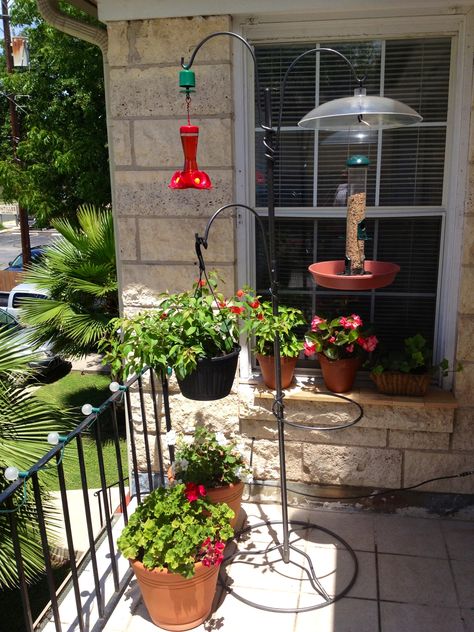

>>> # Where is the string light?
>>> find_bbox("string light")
[47,432,68,446]
[4,466,27,482]
[81,403,100,416]
[109,381,127,393]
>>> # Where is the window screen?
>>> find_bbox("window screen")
[253,37,450,360]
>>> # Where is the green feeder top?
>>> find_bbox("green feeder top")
[346,154,370,168]
[179,68,195,91]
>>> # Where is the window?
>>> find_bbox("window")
[252,37,451,359]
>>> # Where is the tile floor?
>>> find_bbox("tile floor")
[104,500,474,632]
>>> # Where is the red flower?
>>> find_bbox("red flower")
[329,336,336,344]
[350,314,363,328]
[230,305,245,315]
[304,340,316,356]
[346,343,354,353]
[218,301,227,308]
[184,482,206,502]
[236,289,244,298]
[257,313,264,321]
[249,300,260,309]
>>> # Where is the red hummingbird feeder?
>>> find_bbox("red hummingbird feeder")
[169,69,212,190]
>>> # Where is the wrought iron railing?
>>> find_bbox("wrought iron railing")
[0,367,169,632]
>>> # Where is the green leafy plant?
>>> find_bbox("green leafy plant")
[371,334,460,376]
[171,426,252,489]
[0,326,74,589]
[304,314,378,361]
[21,205,118,358]
[116,483,234,578]
[236,289,306,357]
[103,273,241,380]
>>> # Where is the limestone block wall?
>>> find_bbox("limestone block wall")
[106,15,237,307]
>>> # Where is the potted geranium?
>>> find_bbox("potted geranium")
[234,289,306,389]
[369,333,459,396]
[117,483,234,630]
[104,273,241,400]
[304,314,378,392]
[170,425,252,529]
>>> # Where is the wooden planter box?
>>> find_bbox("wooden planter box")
[370,371,432,396]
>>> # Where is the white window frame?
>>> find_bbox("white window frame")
[232,12,474,388]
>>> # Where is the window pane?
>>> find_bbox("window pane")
[319,41,381,103]
[317,136,377,207]
[380,127,446,206]
[256,130,314,207]
[255,45,317,126]
[384,39,451,123]
[376,217,441,293]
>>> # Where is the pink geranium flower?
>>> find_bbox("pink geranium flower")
[311,316,326,331]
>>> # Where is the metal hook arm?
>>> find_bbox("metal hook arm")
[180,30,271,132]
[195,203,272,283]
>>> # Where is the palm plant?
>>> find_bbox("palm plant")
[21,204,118,358]
[0,327,73,589]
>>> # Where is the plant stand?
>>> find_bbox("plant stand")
[164,29,417,613]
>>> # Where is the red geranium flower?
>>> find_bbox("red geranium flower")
[249,300,260,309]
[236,289,244,298]
[184,482,206,502]
[230,305,245,315]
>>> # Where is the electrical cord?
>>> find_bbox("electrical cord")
[250,469,474,502]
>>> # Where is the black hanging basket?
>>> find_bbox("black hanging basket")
[177,346,241,401]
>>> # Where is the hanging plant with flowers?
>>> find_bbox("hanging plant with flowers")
[304,314,378,361]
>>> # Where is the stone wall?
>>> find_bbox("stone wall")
[105,14,474,495]
[107,15,237,308]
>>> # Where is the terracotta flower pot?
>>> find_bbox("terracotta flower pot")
[206,481,244,529]
[256,354,298,390]
[130,559,219,631]
[317,353,362,393]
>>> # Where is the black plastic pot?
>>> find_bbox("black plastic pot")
[177,346,240,401]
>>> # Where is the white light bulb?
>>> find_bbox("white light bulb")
[109,381,120,393]
[47,432,60,445]
[82,403,93,416]
[5,466,19,481]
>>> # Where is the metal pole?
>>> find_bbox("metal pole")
[1,0,30,266]
[263,87,290,563]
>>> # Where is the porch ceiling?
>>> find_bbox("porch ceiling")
[72,0,474,22]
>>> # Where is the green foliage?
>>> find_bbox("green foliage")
[20,205,118,358]
[237,290,306,357]
[173,426,252,489]
[104,274,240,380]
[117,484,234,578]
[0,327,74,589]
[304,314,378,361]
[0,0,110,225]
[371,334,461,376]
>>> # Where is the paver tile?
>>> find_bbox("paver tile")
[380,602,464,632]
[378,553,458,606]
[375,514,446,557]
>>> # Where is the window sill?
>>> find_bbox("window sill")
[250,378,458,410]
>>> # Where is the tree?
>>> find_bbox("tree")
[0,326,73,589]
[21,204,118,358]
[0,0,110,225]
